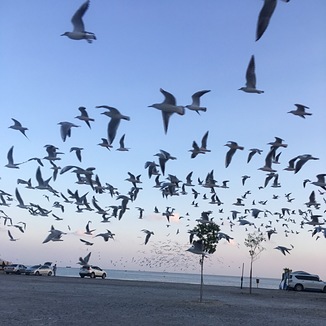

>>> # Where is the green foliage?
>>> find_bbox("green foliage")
[190,222,220,254]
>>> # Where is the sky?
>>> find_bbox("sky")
[0,1,326,280]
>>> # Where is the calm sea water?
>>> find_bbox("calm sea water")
[56,267,281,289]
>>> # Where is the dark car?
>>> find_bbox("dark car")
[4,264,27,275]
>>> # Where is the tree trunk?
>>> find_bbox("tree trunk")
[200,254,204,302]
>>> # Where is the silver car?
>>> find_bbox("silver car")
[25,264,53,276]
[4,264,27,275]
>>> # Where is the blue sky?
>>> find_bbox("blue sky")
[0,1,326,280]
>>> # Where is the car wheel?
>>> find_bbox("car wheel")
[5,272,9,275]
[323,286,326,293]
[90,272,96,279]
[102,273,106,279]
[48,271,52,276]
[80,275,85,278]
[294,284,303,291]
[16,271,21,275]
[35,271,40,276]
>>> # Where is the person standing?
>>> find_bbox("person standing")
[53,264,57,277]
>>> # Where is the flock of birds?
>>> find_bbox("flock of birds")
[1,1,325,273]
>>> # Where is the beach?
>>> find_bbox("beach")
[1,274,326,326]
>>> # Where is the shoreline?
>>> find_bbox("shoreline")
[1,268,282,289]
[1,274,326,325]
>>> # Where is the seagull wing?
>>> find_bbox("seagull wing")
[225,148,236,168]
[7,146,15,165]
[71,0,89,32]
[256,0,277,41]
[191,90,210,106]
[160,88,176,105]
[11,118,22,127]
[162,111,172,134]
[15,188,24,206]
[8,230,14,240]
[201,131,209,149]
[108,118,121,145]
[119,134,126,148]
[35,166,45,186]
[246,55,257,88]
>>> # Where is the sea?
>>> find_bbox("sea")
[56,267,281,290]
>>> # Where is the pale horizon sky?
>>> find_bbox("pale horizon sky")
[1,1,326,281]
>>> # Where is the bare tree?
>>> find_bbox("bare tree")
[244,232,265,294]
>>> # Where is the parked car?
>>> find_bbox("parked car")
[79,265,106,279]
[288,271,326,292]
[4,264,27,275]
[25,264,53,276]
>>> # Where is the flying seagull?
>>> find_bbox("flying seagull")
[217,232,234,242]
[311,174,326,190]
[186,240,207,256]
[199,131,211,153]
[78,252,92,265]
[247,148,263,163]
[185,90,211,114]
[239,55,264,94]
[70,147,84,162]
[95,230,115,242]
[5,146,21,169]
[85,221,95,235]
[9,118,29,138]
[61,0,96,43]
[225,141,244,168]
[288,104,312,119]
[80,238,94,246]
[294,154,319,174]
[154,149,176,176]
[116,134,130,151]
[274,245,293,256]
[189,141,205,159]
[58,122,80,142]
[97,106,130,145]
[8,230,18,241]
[142,229,154,245]
[75,107,94,128]
[148,88,185,134]
[42,225,66,243]
[98,138,112,150]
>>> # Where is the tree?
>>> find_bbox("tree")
[244,232,266,294]
[187,217,220,302]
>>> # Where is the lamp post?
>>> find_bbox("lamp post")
[249,249,254,294]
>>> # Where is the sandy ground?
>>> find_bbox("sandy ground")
[1,273,326,326]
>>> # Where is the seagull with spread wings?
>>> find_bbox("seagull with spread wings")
[148,88,185,134]
[239,55,264,94]
[61,0,96,43]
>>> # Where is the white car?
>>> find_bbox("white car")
[288,271,326,292]
[79,265,106,279]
